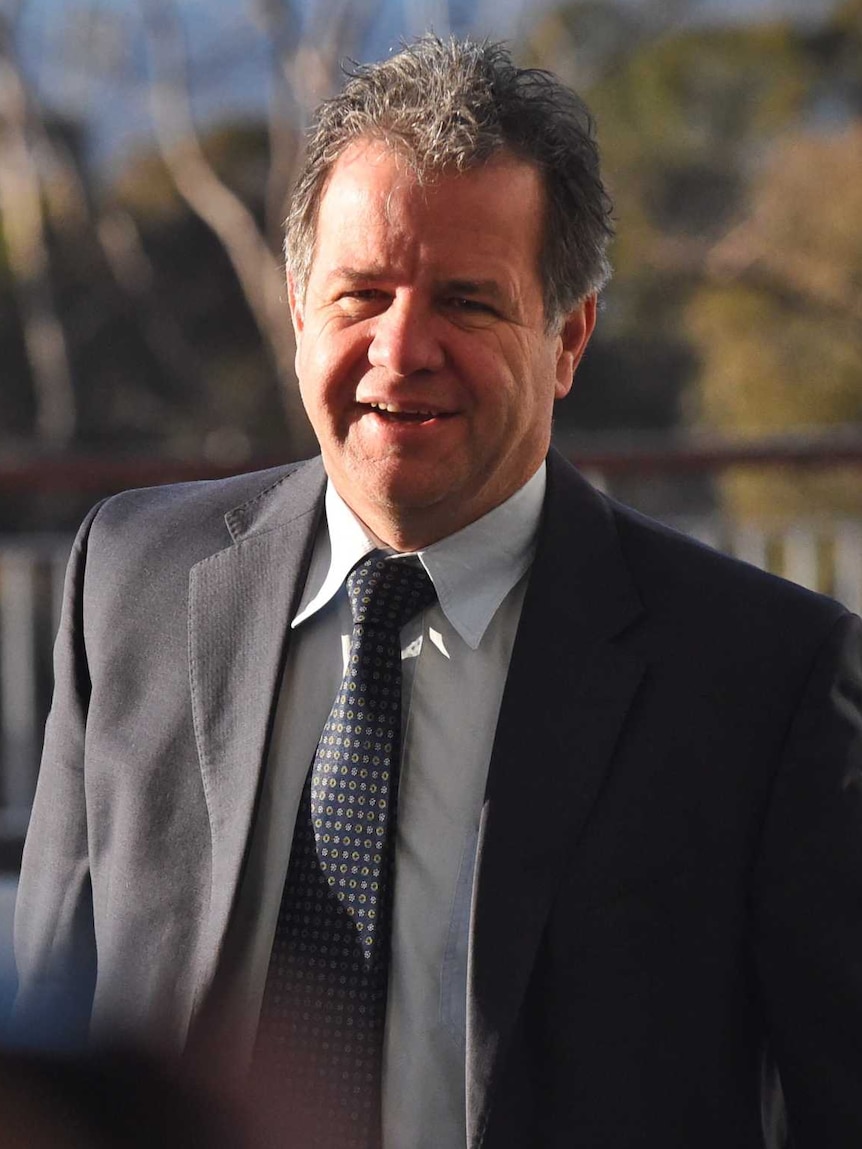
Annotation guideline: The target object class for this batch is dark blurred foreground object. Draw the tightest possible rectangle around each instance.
[0,1045,247,1149]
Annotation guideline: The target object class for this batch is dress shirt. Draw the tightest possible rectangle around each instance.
[219,464,545,1148]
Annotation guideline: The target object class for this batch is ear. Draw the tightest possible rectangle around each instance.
[554,294,597,399]
[287,272,305,340]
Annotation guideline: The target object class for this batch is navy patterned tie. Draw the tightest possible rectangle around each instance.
[257,552,436,1148]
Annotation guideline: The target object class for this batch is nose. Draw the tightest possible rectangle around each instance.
[367,295,445,376]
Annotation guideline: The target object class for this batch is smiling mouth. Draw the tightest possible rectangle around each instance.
[367,401,453,422]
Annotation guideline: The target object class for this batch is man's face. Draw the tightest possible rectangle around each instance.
[290,140,596,549]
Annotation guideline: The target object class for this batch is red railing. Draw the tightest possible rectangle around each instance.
[1,428,862,495]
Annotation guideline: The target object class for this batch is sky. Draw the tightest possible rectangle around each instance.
[12,0,846,172]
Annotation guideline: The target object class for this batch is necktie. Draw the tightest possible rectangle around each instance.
[256,551,436,1148]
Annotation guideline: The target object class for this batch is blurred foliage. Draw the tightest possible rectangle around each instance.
[0,117,293,470]
[530,0,862,519]
[102,118,291,461]
[686,123,862,518]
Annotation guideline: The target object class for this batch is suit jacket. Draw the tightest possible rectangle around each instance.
[14,449,862,1147]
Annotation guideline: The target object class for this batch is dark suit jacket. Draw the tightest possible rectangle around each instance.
[14,450,862,1147]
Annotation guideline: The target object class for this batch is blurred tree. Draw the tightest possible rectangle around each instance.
[0,11,76,445]
[138,0,313,456]
[688,121,862,519]
[533,5,816,432]
[529,0,862,523]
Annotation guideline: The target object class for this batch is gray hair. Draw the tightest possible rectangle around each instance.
[285,35,614,329]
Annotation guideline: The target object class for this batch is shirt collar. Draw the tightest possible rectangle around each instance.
[292,463,546,650]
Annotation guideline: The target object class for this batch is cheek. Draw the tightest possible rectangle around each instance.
[297,363,335,430]
[304,330,365,392]
[297,344,338,406]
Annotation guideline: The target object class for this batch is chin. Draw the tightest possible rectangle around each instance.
[353,461,453,508]
[371,484,452,515]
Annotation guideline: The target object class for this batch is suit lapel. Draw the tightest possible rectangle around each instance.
[188,458,326,992]
[467,452,645,1146]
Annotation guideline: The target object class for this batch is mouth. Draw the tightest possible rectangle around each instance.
[365,401,454,423]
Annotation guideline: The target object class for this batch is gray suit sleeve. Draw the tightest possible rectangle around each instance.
[12,503,104,1047]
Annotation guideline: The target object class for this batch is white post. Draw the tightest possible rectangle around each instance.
[730,524,769,573]
[0,552,38,810]
[782,526,820,593]
[833,521,862,615]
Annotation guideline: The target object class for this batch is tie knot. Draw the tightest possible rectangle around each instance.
[346,552,436,631]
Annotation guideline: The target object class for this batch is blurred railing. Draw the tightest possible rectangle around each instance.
[1,434,861,862]
[0,535,69,857]
[0,535,67,827]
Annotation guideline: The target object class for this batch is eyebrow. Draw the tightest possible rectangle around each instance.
[325,266,389,286]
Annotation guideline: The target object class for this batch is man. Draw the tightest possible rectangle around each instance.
[14,34,862,1149]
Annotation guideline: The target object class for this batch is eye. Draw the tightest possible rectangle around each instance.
[443,297,499,326]
[447,297,492,312]
[344,289,386,301]
[339,288,388,305]
[335,288,390,316]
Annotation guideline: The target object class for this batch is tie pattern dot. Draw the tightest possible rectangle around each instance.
[257,552,436,1148]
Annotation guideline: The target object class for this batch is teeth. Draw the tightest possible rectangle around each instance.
[369,401,440,416]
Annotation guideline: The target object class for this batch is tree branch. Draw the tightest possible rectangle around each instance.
[139,0,315,457]
[0,15,76,445]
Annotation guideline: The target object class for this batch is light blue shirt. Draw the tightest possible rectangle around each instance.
[226,464,546,1148]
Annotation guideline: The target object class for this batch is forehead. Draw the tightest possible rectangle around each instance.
[310,140,546,280]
